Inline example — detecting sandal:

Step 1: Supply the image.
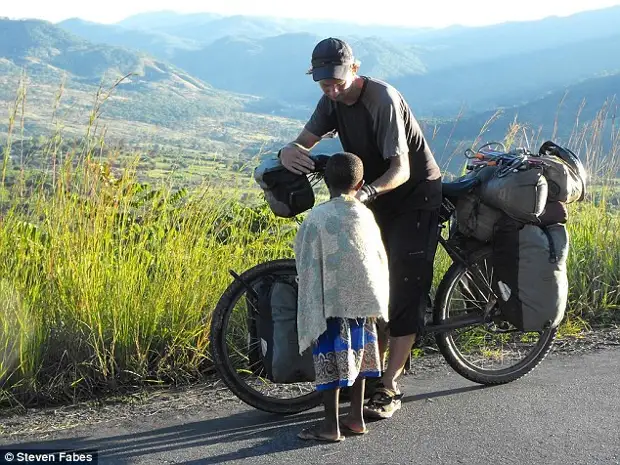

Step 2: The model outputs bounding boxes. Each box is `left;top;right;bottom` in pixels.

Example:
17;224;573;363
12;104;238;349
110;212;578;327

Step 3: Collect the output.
363;377;382;399
297;427;345;443
363;385;404;420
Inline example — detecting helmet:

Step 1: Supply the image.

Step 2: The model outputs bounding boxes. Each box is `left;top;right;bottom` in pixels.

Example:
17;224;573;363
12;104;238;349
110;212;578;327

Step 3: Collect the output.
538;141;587;202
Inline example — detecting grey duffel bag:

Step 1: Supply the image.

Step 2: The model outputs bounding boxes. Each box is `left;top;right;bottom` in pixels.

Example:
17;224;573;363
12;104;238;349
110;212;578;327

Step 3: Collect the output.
480;164;548;224
492;219;569;332
539;154;583;204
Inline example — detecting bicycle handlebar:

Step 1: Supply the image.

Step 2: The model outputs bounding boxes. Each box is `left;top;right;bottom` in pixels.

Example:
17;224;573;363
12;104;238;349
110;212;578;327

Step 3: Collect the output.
309;154;330;173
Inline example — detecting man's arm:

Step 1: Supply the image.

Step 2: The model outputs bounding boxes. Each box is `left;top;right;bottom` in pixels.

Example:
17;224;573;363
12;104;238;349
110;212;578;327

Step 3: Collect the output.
280;96;336;175
279;128;322;174
356;153;410;203
288;128;322;152
357;90;411;202
368;154;411;194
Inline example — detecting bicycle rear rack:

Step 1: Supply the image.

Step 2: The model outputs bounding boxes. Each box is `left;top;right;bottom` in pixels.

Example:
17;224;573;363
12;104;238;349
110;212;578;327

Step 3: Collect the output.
424;313;486;334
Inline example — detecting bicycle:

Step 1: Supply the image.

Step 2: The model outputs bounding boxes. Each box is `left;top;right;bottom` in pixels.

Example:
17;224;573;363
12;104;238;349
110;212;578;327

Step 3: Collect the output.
209;154;558;414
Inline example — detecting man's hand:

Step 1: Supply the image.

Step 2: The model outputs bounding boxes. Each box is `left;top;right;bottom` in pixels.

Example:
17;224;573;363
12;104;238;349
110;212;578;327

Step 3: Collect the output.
280;142;315;175
355;184;378;204
355;189;369;204
358;154;410;201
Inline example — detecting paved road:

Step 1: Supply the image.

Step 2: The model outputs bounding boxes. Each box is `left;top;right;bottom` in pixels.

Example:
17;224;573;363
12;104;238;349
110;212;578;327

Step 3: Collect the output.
1;348;619;465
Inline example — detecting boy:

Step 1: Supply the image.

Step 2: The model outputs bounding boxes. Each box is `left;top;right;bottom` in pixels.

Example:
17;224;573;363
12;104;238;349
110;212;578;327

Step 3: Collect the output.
294;152;390;442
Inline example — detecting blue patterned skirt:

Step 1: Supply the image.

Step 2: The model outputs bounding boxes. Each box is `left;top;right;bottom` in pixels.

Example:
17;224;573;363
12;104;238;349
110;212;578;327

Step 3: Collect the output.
312;317;382;392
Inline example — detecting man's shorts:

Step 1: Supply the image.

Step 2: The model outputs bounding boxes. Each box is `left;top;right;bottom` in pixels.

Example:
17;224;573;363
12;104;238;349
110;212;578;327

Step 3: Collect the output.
374;208;440;337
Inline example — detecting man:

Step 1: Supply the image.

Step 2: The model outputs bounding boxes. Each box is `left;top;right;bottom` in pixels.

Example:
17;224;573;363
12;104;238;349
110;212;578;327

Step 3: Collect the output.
279;37;442;419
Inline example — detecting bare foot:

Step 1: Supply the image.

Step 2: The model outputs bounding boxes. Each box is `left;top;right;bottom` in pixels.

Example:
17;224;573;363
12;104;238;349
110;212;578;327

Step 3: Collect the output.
340;415;368;435
298;425;344;442
380;378;400;394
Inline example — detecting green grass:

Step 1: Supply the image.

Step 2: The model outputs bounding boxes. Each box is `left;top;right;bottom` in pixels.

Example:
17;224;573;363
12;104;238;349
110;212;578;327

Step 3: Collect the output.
564;201;620;325
0;84;619;409
0;164;299;406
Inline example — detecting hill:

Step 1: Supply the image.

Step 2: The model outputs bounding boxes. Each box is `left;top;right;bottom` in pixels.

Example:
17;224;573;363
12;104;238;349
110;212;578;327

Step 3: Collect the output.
0;18;305;185
426;72;620;175
58;18;201;60
117;11;224;31
447;72;620;141
56;6;620;120
395;32;620;116
4;10;620;182
171;27;620;119
116;11;432;44
163;33;427;117
0;18;87;60
113;6;620;69
1;18;198;85
411;5;620;70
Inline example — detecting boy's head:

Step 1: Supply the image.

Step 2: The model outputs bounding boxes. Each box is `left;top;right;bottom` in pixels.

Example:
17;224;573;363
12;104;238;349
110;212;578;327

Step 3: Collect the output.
324;152;364;197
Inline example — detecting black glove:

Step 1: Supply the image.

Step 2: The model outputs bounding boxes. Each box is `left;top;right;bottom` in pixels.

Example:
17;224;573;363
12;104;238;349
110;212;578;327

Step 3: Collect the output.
359;184;378;204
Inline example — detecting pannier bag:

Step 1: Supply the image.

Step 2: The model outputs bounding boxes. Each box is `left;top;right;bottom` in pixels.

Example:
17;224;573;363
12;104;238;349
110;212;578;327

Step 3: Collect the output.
254;154;315;218
455;165;503;242
492;219;569;332
247;275;315;383
456;193;504;242
480;163;548;224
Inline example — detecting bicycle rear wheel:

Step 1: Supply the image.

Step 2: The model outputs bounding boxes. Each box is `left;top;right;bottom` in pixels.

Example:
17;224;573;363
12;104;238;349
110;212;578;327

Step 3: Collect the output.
209;259;321;414
433;247;558;385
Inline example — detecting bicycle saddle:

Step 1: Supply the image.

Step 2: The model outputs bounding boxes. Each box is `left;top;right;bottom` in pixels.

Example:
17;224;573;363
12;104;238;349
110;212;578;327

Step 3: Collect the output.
442;177;481;198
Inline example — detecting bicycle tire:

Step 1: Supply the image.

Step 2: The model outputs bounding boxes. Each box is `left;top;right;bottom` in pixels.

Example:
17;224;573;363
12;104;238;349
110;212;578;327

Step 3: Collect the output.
209;258;322;414
434;247;558;385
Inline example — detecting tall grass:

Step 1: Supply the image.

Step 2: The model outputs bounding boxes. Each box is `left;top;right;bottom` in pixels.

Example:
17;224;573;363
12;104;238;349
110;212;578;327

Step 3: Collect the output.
0;160;298;406
0;80;301;407
0;83;618;408
565;202;620;325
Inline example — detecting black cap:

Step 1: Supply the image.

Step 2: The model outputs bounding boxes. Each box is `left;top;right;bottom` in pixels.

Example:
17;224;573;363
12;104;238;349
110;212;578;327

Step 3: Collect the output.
309;38;354;82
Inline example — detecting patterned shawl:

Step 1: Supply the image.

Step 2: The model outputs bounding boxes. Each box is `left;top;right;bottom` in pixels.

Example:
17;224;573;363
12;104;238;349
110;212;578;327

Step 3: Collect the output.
294;195;390;354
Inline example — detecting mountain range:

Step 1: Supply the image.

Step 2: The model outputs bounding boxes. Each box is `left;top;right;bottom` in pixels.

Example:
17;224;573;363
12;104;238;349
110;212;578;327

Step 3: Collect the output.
55;7;620;119
114;11;433;44
1;6;619;175
0;17;303;164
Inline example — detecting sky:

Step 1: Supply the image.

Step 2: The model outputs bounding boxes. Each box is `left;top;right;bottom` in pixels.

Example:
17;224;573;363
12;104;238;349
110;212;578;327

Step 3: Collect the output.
2;0;620;28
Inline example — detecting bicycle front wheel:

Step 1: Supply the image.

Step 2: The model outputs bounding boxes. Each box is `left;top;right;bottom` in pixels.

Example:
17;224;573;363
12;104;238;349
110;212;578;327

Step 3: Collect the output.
209;259;322;414
433;247;558;385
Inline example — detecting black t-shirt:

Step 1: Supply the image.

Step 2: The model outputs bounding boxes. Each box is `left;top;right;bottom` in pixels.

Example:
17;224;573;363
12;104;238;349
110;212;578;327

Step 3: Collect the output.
305;76;442;219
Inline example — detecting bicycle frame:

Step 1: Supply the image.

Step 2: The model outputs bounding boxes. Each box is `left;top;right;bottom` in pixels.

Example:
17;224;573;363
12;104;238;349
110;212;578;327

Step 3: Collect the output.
424;198;493;333
423;223;491;334
252;155;498;335
228;203;496;337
